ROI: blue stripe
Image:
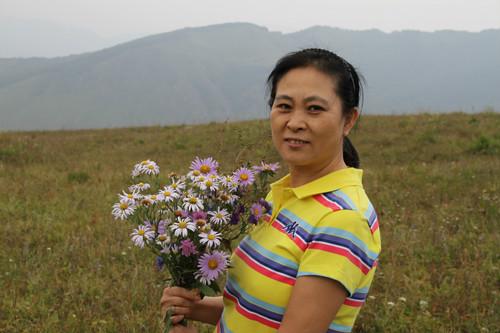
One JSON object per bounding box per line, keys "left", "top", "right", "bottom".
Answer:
{"left": 239, "top": 239, "right": 298, "bottom": 278}
{"left": 349, "top": 291, "right": 368, "bottom": 301}
{"left": 309, "top": 233, "right": 376, "bottom": 268}
{"left": 332, "top": 190, "right": 358, "bottom": 211}
{"left": 328, "top": 322, "right": 353, "bottom": 332}
{"left": 219, "top": 312, "right": 233, "bottom": 333}
{"left": 275, "top": 212, "right": 309, "bottom": 243}
{"left": 323, "top": 192, "right": 353, "bottom": 210}
{"left": 226, "top": 277, "right": 285, "bottom": 316}
{"left": 244, "top": 237, "right": 299, "bottom": 270}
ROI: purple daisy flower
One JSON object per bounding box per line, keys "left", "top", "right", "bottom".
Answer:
{"left": 252, "top": 161, "right": 280, "bottom": 173}
{"left": 232, "top": 167, "right": 255, "bottom": 187}
{"left": 180, "top": 239, "right": 197, "bottom": 257}
{"left": 190, "top": 157, "right": 219, "bottom": 175}
{"left": 249, "top": 203, "right": 264, "bottom": 224}
{"left": 195, "top": 251, "right": 229, "bottom": 285}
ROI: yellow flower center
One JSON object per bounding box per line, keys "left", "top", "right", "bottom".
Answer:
{"left": 163, "top": 191, "right": 171, "bottom": 196}
{"left": 158, "top": 235, "right": 167, "bottom": 241}
{"left": 189, "top": 197, "right": 198, "bottom": 204}
{"left": 220, "top": 194, "right": 229, "bottom": 201}
{"left": 253, "top": 208, "right": 260, "bottom": 215}
{"left": 141, "top": 160, "right": 148, "bottom": 165}
{"left": 139, "top": 182, "right": 144, "bottom": 187}
{"left": 206, "top": 180, "right": 213, "bottom": 187}
{"left": 208, "top": 259, "right": 218, "bottom": 270}
{"left": 216, "top": 213, "right": 223, "bottom": 219}
{"left": 138, "top": 229, "right": 145, "bottom": 236}
{"left": 208, "top": 234, "right": 216, "bottom": 241}
{"left": 127, "top": 194, "right": 133, "bottom": 199}
{"left": 147, "top": 165, "right": 154, "bottom": 170}
{"left": 151, "top": 195, "right": 157, "bottom": 200}
{"left": 196, "top": 219, "right": 206, "bottom": 227}
{"left": 172, "top": 184, "right": 177, "bottom": 189}
{"left": 200, "top": 165, "right": 211, "bottom": 174}
{"left": 193, "top": 170, "right": 201, "bottom": 176}
{"left": 179, "top": 221, "right": 187, "bottom": 228}
{"left": 240, "top": 174, "right": 249, "bottom": 181}
{"left": 120, "top": 202, "right": 129, "bottom": 210}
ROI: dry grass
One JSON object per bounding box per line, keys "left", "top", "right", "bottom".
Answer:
{"left": 0, "top": 113, "right": 499, "bottom": 332}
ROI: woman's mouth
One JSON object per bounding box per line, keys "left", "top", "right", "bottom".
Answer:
{"left": 284, "top": 138, "right": 310, "bottom": 147}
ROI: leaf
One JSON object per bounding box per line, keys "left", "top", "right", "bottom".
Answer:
{"left": 199, "top": 284, "right": 218, "bottom": 297}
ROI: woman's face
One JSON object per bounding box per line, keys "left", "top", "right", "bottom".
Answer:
{"left": 270, "top": 66, "right": 356, "bottom": 174}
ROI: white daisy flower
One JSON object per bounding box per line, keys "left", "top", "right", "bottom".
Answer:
{"left": 170, "top": 217, "right": 196, "bottom": 237}
{"left": 118, "top": 190, "right": 141, "bottom": 204}
{"left": 203, "top": 178, "right": 219, "bottom": 192}
{"left": 193, "top": 175, "right": 208, "bottom": 190}
{"left": 183, "top": 194, "right": 204, "bottom": 212}
{"left": 112, "top": 200, "right": 136, "bottom": 220}
{"left": 139, "top": 196, "right": 154, "bottom": 207}
{"left": 157, "top": 186, "right": 180, "bottom": 203}
{"left": 141, "top": 160, "right": 160, "bottom": 175}
{"left": 170, "top": 178, "right": 186, "bottom": 192}
{"left": 130, "top": 225, "right": 155, "bottom": 248}
{"left": 199, "top": 230, "right": 222, "bottom": 248}
{"left": 144, "top": 194, "right": 159, "bottom": 204}
{"left": 217, "top": 192, "right": 239, "bottom": 205}
{"left": 187, "top": 169, "right": 203, "bottom": 180}
{"left": 131, "top": 160, "right": 160, "bottom": 177}
{"left": 128, "top": 182, "right": 150, "bottom": 192}
{"left": 208, "top": 208, "right": 230, "bottom": 225}
{"left": 156, "top": 233, "right": 171, "bottom": 247}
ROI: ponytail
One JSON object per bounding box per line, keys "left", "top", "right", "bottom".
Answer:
{"left": 343, "top": 136, "right": 360, "bottom": 168}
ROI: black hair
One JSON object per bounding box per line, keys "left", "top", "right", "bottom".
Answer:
{"left": 266, "top": 48, "right": 363, "bottom": 168}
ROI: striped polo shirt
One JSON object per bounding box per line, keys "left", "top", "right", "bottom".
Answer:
{"left": 215, "top": 167, "right": 381, "bottom": 333}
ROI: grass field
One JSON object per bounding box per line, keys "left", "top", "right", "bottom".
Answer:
{"left": 0, "top": 113, "right": 499, "bottom": 332}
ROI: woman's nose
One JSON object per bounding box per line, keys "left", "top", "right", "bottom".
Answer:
{"left": 286, "top": 111, "right": 306, "bottom": 132}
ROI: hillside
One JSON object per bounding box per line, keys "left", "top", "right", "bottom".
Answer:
{"left": 0, "top": 23, "right": 499, "bottom": 131}
{"left": 0, "top": 113, "right": 499, "bottom": 332}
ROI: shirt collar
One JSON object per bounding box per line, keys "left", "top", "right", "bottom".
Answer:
{"left": 270, "top": 167, "right": 363, "bottom": 199}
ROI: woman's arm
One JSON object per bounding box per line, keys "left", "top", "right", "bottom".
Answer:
{"left": 277, "top": 276, "right": 348, "bottom": 333}
{"left": 187, "top": 296, "right": 224, "bottom": 325}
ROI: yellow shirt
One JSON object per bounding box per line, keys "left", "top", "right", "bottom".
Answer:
{"left": 215, "top": 168, "right": 381, "bottom": 333}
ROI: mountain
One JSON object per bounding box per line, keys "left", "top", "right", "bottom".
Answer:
{"left": 0, "top": 23, "right": 499, "bottom": 131}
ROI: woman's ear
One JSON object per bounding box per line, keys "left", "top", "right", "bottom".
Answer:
{"left": 343, "top": 107, "right": 359, "bottom": 136}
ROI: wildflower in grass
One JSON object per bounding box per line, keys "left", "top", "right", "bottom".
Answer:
{"left": 128, "top": 182, "right": 150, "bottom": 192}
{"left": 208, "top": 208, "right": 230, "bottom": 225}
{"left": 387, "top": 301, "right": 395, "bottom": 307}
{"left": 156, "top": 256, "right": 165, "bottom": 270}
{"left": 190, "top": 157, "right": 219, "bottom": 175}
{"left": 112, "top": 200, "right": 136, "bottom": 220}
{"left": 157, "top": 186, "right": 179, "bottom": 202}
{"left": 233, "top": 167, "right": 255, "bottom": 187}
{"left": 398, "top": 297, "right": 407, "bottom": 302}
{"left": 195, "top": 251, "right": 229, "bottom": 285}
{"left": 170, "top": 217, "right": 195, "bottom": 237}
{"left": 199, "top": 230, "right": 222, "bottom": 248}
{"left": 252, "top": 161, "right": 280, "bottom": 173}
{"left": 131, "top": 160, "right": 160, "bottom": 176}
{"left": 130, "top": 225, "right": 155, "bottom": 248}
{"left": 183, "top": 193, "right": 204, "bottom": 212}
{"left": 180, "top": 239, "right": 197, "bottom": 256}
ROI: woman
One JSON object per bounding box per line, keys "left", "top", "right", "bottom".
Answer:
{"left": 161, "top": 48, "right": 381, "bottom": 333}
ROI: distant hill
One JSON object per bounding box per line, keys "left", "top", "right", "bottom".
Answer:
{"left": 0, "top": 23, "right": 499, "bottom": 131}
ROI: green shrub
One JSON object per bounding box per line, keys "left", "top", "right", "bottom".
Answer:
{"left": 67, "top": 171, "right": 90, "bottom": 184}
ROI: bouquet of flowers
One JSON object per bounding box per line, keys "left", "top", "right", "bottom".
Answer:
{"left": 111, "top": 157, "right": 279, "bottom": 331}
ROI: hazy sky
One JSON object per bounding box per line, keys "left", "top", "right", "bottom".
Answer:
{"left": 2, "top": 0, "right": 500, "bottom": 37}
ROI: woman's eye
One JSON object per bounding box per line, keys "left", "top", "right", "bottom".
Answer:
{"left": 308, "top": 105, "right": 325, "bottom": 112}
{"left": 276, "top": 104, "right": 291, "bottom": 111}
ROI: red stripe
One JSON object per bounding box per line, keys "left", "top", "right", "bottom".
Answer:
{"left": 271, "top": 220, "right": 307, "bottom": 251}
{"left": 223, "top": 290, "right": 280, "bottom": 329}
{"left": 235, "top": 248, "right": 296, "bottom": 285}
{"left": 216, "top": 321, "right": 221, "bottom": 333}
{"left": 314, "top": 194, "right": 343, "bottom": 211}
{"left": 344, "top": 298, "right": 364, "bottom": 307}
{"left": 309, "top": 242, "right": 370, "bottom": 274}
{"left": 370, "top": 219, "right": 379, "bottom": 234}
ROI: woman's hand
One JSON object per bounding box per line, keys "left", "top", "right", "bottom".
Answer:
{"left": 160, "top": 286, "right": 202, "bottom": 324}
